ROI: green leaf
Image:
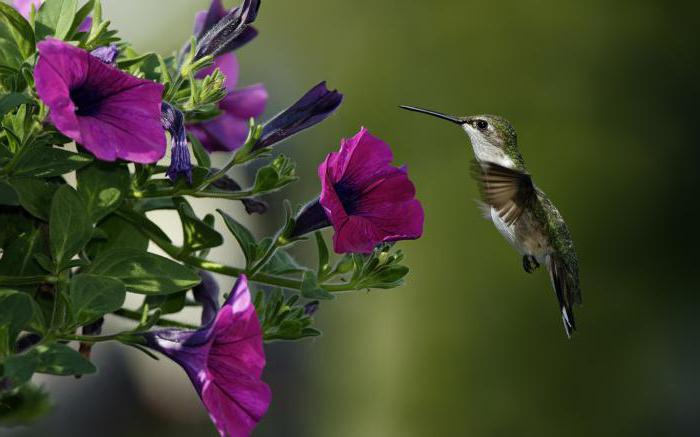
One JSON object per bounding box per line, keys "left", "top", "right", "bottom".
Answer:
{"left": 86, "top": 215, "right": 149, "bottom": 258}
{"left": 189, "top": 133, "right": 211, "bottom": 168}
{"left": 174, "top": 197, "right": 223, "bottom": 252}
{"left": 217, "top": 209, "right": 257, "bottom": 267}
{"left": 0, "top": 92, "right": 31, "bottom": 117}
{"left": 35, "top": 0, "right": 78, "bottom": 40}
{"left": 77, "top": 161, "right": 130, "bottom": 222}
{"left": 116, "top": 52, "right": 156, "bottom": 69}
{"left": 49, "top": 185, "right": 93, "bottom": 271}
{"left": 0, "top": 383, "right": 52, "bottom": 427}
{"left": 0, "top": 289, "right": 35, "bottom": 345}
{"left": 0, "top": 229, "right": 49, "bottom": 276}
{"left": 0, "top": 179, "right": 19, "bottom": 206}
{"left": 262, "top": 250, "right": 305, "bottom": 275}
{"left": 315, "top": 232, "right": 330, "bottom": 277}
{"left": 116, "top": 207, "right": 172, "bottom": 244}
{"left": 33, "top": 343, "right": 96, "bottom": 376}
{"left": 2, "top": 352, "right": 39, "bottom": 387}
{"left": 145, "top": 290, "right": 187, "bottom": 315}
{"left": 300, "top": 271, "right": 334, "bottom": 300}
{"left": 88, "top": 248, "right": 200, "bottom": 295}
{"left": 0, "top": 3, "right": 35, "bottom": 58}
{"left": 70, "top": 274, "right": 125, "bottom": 325}
{"left": 252, "top": 154, "right": 298, "bottom": 194}
{"left": 8, "top": 177, "right": 60, "bottom": 220}
{"left": 10, "top": 145, "right": 93, "bottom": 178}
{"left": 68, "top": 0, "right": 94, "bottom": 36}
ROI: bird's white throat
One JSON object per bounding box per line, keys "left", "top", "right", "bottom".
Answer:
{"left": 462, "top": 124, "right": 515, "bottom": 168}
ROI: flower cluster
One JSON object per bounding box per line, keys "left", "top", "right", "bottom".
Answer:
{"left": 0, "top": 0, "right": 424, "bottom": 435}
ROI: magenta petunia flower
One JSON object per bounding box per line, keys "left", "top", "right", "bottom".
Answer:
{"left": 14, "top": 0, "right": 92, "bottom": 32}
{"left": 143, "top": 275, "right": 271, "bottom": 437}
{"left": 292, "top": 128, "right": 424, "bottom": 253}
{"left": 34, "top": 39, "right": 166, "bottom": 163}
{"left": 188, "top": 53, "right": 267, "bottom": 152}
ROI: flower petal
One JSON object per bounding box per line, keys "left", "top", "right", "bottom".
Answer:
{"left": 194, "top": 113, "right": 250, "bottom": 152}
{"left": 219, "top": 83, "right": 267, "bottom": 118}
{"left": 12, "top": 0, "right": 41, "bottom": 18}
{"left": 35, "top": 39, "right": 166, "bottom": 163}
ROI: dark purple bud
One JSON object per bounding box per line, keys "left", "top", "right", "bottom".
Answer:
{"left": 90, "top": 44, "right": 120, "bottom": 65}
{"left": 194, "top": 0, "right": 261, "bottom": 60}
{"left": 82, "top": 318, "right": 104, "bottom": 336}
{"left": 162, "top": 102, "right": 193, "bottom": 183}
{"left": 193, "top": 271, "right": 220, "bottom": 326}
{"left": 183, "top": 1, "right": 259, "bottom": 62}
{"left": 211, "top": 172, "right": 268, "bottom": 214}
{"left": 254, "top": 82, "right": 343, "bottom": 151}
{"left": 15, "top": 333, "right": 42, "bottom": 353}
{"left": 303, "top": 300, "right": 320, "bottom": 316}
{"left": 289, "top": 198, "right": 331, "bottom": 239}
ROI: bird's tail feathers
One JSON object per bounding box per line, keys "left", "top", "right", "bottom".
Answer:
{"left": 546, "top": 254, "right": 579, "bottom": 338}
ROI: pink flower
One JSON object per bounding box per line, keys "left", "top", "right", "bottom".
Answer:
{"left": 34, "top": 39, "right": 166, "bottom": 163}
{"left": 292, "top": 128, "right": 424, "bottom": 253}
{"left": 143, "top": 275, "right": 271, "bottom": 437}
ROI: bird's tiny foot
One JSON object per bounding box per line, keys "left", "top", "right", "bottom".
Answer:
{"left": 522, "top": 255, "right": 540, "bottom": 273}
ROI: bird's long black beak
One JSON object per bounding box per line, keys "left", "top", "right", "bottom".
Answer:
{"left": 399, "top": 105, "right": 464, "bottom": 125}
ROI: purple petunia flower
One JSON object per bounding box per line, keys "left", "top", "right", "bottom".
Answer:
{"left": 34, "top": 39, "right": 166, "bottom": 163}
{"left": 254, "top": 81, "right": 343, "bottom": 151}
{"left": 292, "top": 128, "right": 424, "bottom": 254}
{"left": 14, "top": 0, "right": 92, "bottom": 32}
{"left": 142, "top": 275, "right": 271, "bottom": 437}
{"left": 188, "top": 53, "right": 267, "bottom": 152}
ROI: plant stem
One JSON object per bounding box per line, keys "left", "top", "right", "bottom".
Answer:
{"left": 61, "top": 333, "right": 123, "bottom": 343}
{"left": 120, "top": 209, "right": 358, "bottom": 293}
{"left": 112, "top": 309, "right": 199, "bottom": 330}
{"left": 0, "top": 275, "right": 56, "bottom": 286}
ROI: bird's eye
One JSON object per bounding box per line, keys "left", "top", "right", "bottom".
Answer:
{"left": 476, "top": 120, "right": 488, "bottom": 131}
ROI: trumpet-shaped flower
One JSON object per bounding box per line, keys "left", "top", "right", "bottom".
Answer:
{"left": 34, "top": 39, "right": 166, "bottom": 163}
{"left": 293, "top": 128, "right": 424, "bottom": 253}
{"left": 142, "top": 275, "right": 270, "bottom": 437}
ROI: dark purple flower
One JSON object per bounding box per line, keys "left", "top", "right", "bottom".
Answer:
{"left": 194, "top": 0, "right": 261, "bottom": 60}
{"left": 90, "top": 44, "right": 120, "bottom": 65}
{"left": 254, "top": 81, "right": 343, "bottom": 151}
{"left": 14, "top": 0, "right": 92, "bottom": 33}
{"left": 188, "top": 54, "right": 267, "bottom": 152}
{"left": 193, "top": 0, "right": 258, "bottom": 54}
{"left": 193, "top": 271, "right": 220, "bottom": 325}
{"left": 303, "top": 301, "right": 319, "bottom": 316}
{"left": 142, "top": 275, "right": 270, "bottom": 437}
{"left": 293, "top": 128, "right": 424, "bottom": 253}
{"left": 161, "top": 102, "right": 193, "bottom": 183}
{"left": 34, "top": 39, "right": 166, "bottom": 163}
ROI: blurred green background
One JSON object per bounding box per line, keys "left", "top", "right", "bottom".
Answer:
{"left": 4, "top": 0, "right": 700, "bottom": 436}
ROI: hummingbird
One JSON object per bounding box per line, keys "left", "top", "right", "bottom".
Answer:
{"left": 400, "top": 105, "right": 581, "bottom": 337}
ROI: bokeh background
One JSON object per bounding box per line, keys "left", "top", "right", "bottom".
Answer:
{"left": 3, "top": 0, "right": 700, "bottom": 436}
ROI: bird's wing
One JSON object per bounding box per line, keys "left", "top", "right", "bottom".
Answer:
{"left": 471, "top": 161, "right": 536, "bottom": 226}
{"left": 546, "top": 254, "right": 578, "bottom": 338}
